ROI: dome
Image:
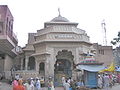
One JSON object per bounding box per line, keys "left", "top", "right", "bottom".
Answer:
{"left": 51, "top": 15, "right": 69, "bottom": 22}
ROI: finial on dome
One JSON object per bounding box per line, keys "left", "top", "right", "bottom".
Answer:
{"left": 58, "top": 8, "right": 61, "bottom": 16}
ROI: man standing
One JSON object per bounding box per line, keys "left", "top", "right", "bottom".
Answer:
{"left": 64, "top": 80, "right": 70, "bottom": 90}
{"left": 35, "top": 77, "right": 41, "bottom": 90}
{"left": 103, "top": 73, "right": 110, "bottom": 90}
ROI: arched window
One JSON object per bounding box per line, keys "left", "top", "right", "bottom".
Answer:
{"left": 39, "top": 62, "right": 45, "bottom": 74}
{"left": 23, "top": 58, "right": 25, "bottom": 70}
{"left": 28, "top": 56, "right": 35, "bottom": 70}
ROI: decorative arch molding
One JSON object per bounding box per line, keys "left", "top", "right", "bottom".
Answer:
{"left": 56, "top": 50, "right": 74, "bottom": 62}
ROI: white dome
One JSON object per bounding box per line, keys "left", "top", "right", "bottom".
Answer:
{"left": 51, "top": 15, "right": 69, "bottom": 22}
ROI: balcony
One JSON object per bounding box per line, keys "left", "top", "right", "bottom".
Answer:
{"left": 0, "top": 34, "right": 18, "bottom": 57}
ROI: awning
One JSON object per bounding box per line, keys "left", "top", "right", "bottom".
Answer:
{"left": 76, "top": 65, "right": 105, "bottom": 72}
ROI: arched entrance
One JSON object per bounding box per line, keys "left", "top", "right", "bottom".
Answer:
{"left": 39, "top": 62, "right": 45, "bottom": 74}
{"left": 54, "top": 50, "right": 74, "bottom": 86}
{"left": 28, "top": 56, "right": 35, "bottom": 70}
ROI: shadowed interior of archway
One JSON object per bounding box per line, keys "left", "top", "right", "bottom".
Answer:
{"left": 54, "top": 50, "right": 74, "bottom": 86}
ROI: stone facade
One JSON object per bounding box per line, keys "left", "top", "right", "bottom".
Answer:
{"left": 93, "top": 43, "right": 114, "bottom": 67}
{"left": 0, "top": 5, "right": 114, "bottom": 82}
{"left": 0, "top": 5, "right": 18, "bottom": 79}
{"left": 15, "top": 14, "right": 96, "bottom": 85}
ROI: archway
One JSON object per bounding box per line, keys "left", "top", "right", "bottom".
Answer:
{"left": 28, "top": 56, "right": 35, "bottom": 70}
{"left": 39, "top": 62, "right": 45, "bottom": 74}
{"left": 23, "top": 58, "right": 25, "bottom": 70}
{"left": 54, "top": 50, "right": 74, "bottom": 86}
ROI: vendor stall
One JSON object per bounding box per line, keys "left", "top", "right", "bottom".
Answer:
{"left": 77, "top": 64, "right": 105, "bottom": 88}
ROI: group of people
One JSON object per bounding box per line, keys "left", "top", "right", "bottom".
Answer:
{"left": 12, "top": 73, "right": 120, "bottom": 90}
{"left": 12, "top": 77, "right": 45, "bottom": 90}
{"left": 98, "top": 73, "right": 120, "bottom": 90}
{"left": 62, "top": 76, "right": 84, "bottom": 90}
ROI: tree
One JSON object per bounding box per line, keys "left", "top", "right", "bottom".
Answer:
{"left": 111, "top": 32, "right": 120, "bottom": 45}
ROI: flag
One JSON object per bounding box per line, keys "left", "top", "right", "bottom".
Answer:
{"left": 99, "top": 62, "right": 115, "bottom": 73}
{"left": 106, "top": 62, "right": 115, "bottom": 72}
{"left": 98, "top": 68, "right": 108, "bottom": 73}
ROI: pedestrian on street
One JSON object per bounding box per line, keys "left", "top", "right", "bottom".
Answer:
{"left": 62, "top": 76, "right": 66, "bottom": 86}
{"left": 76, "top": 79, "right": 84, "bottom": 89}
{"left": 103, "top": 73, "right": 110, "bottom": 90}
{"left": 35, "top": 77, "right": 41, "bottom": 90}
{"left": 13, "top": 79, "right": 25, "bottom": 90}
{"left": 98, "top": 75, "right": 103, "bottom": 89}
{"left": 40, "top": 77, "right": 45, "bottom": 87}
{"left": 64, "top": 80, "right": 70, "bottom": 90}
{"left": 117, "top": 73, "right": 120, "bottom": 84}
{"left": 24, "top": 79, "right": 34, "bottom": 90}
{"left": 12, "top": 78, "right": 18, "bottom": 90}
{"left": 48, "top": 77, "right": 55, "bottom": 90}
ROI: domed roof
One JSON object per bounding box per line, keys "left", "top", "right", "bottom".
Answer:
{"left": 51, "top": 15, "right": 69, "bottom": 22}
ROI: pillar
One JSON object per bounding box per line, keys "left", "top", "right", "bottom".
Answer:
{"left": 45, "top": 56, "right": 54, "bottom": 79}
{"left": 45, "top": 59, "right": 50, "bottom": 78}
{"left": 20, "top": 58, "right": 23, "bottom": 70}
{"left": 35, "top": 60, "right": 39, "bottom": 72}
{"left": 25, "top": 56, "right": 29, "bottom": 70}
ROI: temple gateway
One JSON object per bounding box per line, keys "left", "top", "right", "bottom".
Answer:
{"left": 14, "top": 13, "right": 95, "bottom": 85}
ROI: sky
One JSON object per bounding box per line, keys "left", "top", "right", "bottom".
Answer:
{"left": 0, "top": 0, "right": 120, "bottom": 47}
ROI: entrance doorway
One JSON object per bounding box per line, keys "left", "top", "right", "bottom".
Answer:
{"left": 54, "top": 50, "right": 74, "bottom": 86}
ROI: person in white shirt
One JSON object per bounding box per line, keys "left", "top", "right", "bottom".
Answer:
{"left": 35, "top": 77, "right": 41, "bottom": 90}
{"left": 24, "top": 79, "right": 34, "bottom": 90}
{"left": 98, "top": 75, "right": 103, "bottom": 89}
{"left": 103, "top": 73, "right": 110, "bottom": 90}
{"left": 64, "top": 80, "right": 70, "bottom": 90}
{"left": 62, "top": 76, "right": 66, "bottom": 86}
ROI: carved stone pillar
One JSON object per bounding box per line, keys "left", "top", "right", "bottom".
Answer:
{"left": 25, "top": 56, "right": 29, "bottom": 70}
{"left": 45, "top": 59, "right": 50, "bottom": 78}
{"left": 45, "top": 55, "right": 54, "bottom": 79}
{"left": 20, "top": 58, "right": 23, "bottom": 70}
{"left": 35, "top": 60, "right": 39, "bottom": 72}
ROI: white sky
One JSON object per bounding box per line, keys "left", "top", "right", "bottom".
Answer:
{"left": 0, "top": 0, "right": 120, "bottom": 47}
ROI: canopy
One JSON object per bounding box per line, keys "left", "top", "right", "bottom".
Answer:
{"left": 76, "top": 65, "right": 105, "bottom": 72}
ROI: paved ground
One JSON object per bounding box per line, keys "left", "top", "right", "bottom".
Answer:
{"left": 0, "top": 82, "right": 120, "bottom": 90}
{"left": 0, "top": 82, "right": 12, "bottom": 90}
{"left": 92, "top": 83, "right": 120, "bottom": 90}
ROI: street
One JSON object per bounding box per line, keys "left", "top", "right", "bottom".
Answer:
{"left": 0, "top": 82, "right": 12, "bottom": 90}
{"left": 0, "top": 82, "right": 120, "bottom": 90}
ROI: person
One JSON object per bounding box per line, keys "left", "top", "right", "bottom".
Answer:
{"left": 13, "top": 79, "right": 25, "bottom": 90}
{"left": 67, "top": 77, "right": 72, "bottom": 84}
{"left": 103, "top": 73, "right": 110, "bottom": 90}
{"left": 70, "top": 80, "right": 76, "bottom": 90}
{"left": 12, "top": 78, "right": 18, "bottom": 90}
{"left": 117, "top": 73, "right": 120, "bottom": 84}
{"left": 30, "top": 78, "right": 35, "bottom": 87}
{"left": 62, "top": 76, "right": 66, "bottom": 86}
{"left": 15, "top": 74, "right": 20, "bottom": 80}
{"left": 24, "top": 79, "right": 34, "bottom": 90}
{"left": 40, "top": 77, "right": 45, "bottom": 87}
{"left": 35, "top": 77, "right": 41, "bottom": 90}
{"left": 98, "top": 75, "right": 103, "bottom": 89}
{"left": 76, "top": 79, "right": 84, "bottom": 88}
{"left": 48, "top": 77, "right": 55, "bottom": 90}
{"left": 64, "top": 80, "right": 70, "bottom": 90}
